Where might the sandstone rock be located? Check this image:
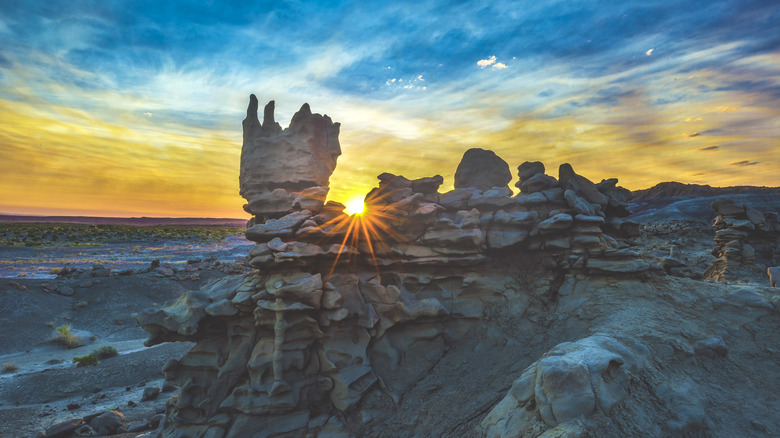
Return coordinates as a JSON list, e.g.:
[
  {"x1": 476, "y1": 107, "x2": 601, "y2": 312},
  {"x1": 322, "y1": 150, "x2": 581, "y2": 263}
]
[
  {"x1": 558, "y1": 163, "x2": 608, "y2": 208},
  {"x1": 438, "y1": 188, "x2": 479, "y2": 210},
  {"x1": 365, "y1": 173, "x2": 414, "y2": 206},
  {"x1": 538, "y1": 213, "x2": 573, "y2": 232},
  {"x1": 711, "y1": 198, "x2": 745, "y2": 216},
  {"x1": 453, "y1": 148, "x2": 512, "y2": 191},
  {"x1": 292, "y1": 186, "x2": 328, "y2": 212},
  {"x1": 90, "y1": 410, "x2": 125, "y2": 436},
  {"x1": 705, "y1": 198, "x2": 780, "y2": 281},
  {"x1": 411, "y1": 175, "x2": 444, "y2": 202},
  {"x1": 43, "y1": 418, "x2": 83, "y2": 438},
  {"x1": 515, "y1": 191, "x2": 548, "y2": 206},
  {"x1": 519, "y1": 172, "x2": 558, "y2": 193},
  {"x1": 240, "y1": 96, "x2": 341, "y2": 218},
  {"x1": 517, "y1": 161, "x2": 545, "y2": 182},
  {"x1": 467, "y1": 186, "x2": 515, "y2": 209},
  {"x1": 142, "y1": 386, "x2": 160, "y2": 401},
  {"x1": 245, "y1": 210, "x2": 312, "y2": 243},
  {"x1": 564, "y1": 189, "x2": 596, "y2": 216},
  {"x1": 478, "y1": 335, "x2": 644, "y2": 436},
  {"x1": 587, "y1": 258, "x2": 650, "y2": 273}
]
